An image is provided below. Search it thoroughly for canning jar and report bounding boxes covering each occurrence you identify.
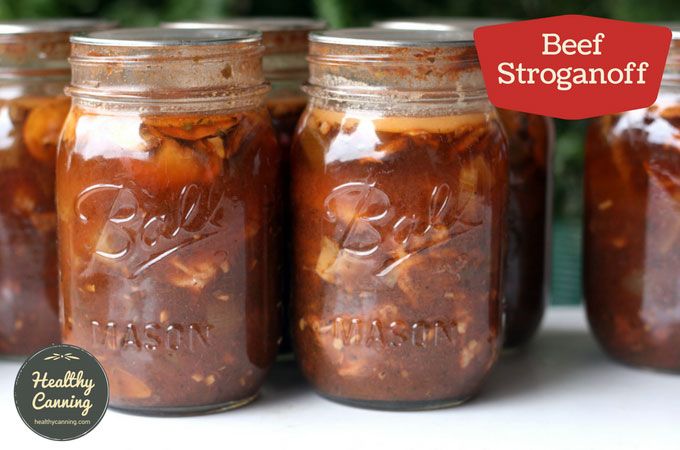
[497,108,553,347]
[291,28,508,409]
[164,17,326,357]
[0,19,114,356]
[375,17,554,348]
[584,29,680,372]
[57,28,282,413]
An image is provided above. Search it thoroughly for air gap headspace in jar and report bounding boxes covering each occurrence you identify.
[291,28,508,410]
[375,18,555,349]
[584,26,680,372]
[0,19,115,357]
[57,28,282,414]
[163,17,326,358]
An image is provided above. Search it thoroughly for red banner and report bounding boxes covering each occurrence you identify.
[474,15,672,120]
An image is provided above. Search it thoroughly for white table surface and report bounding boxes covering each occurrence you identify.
[2,306,678,449]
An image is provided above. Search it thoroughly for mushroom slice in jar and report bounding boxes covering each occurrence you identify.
[166,249,231,292]
[143,114,240,141]
[315,237,386,292]
[127,124,223,191]
[22,98,70,165]
[645,160,680,206]
[659,105,680,126]
[108,367,153,400]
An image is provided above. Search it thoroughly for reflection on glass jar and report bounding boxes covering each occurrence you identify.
[584,29,680,372]
[57,28,282,414]
[373,17,554,348]
[163,17,326,357]
[0,19,114,357]
[291,28,508,410]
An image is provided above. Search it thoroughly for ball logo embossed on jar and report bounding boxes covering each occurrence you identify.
[74,182,228,278]
[321,181,482,284]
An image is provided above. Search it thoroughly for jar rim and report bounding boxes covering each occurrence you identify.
[163,17,327,32]
[71,27,261,47]
[0,18,116,35]
[309,27,474,48]
[372,17,512,31]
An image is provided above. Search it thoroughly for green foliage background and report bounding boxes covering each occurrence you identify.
[1,0,678,303]
[1,0,679,27]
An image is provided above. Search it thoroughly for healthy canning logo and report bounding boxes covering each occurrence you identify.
[14,344,109,441]
[474,15,672,119]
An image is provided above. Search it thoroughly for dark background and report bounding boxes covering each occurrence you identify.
[2,0,679,304]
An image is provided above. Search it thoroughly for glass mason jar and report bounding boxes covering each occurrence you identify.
[374,17,555,348]
[57,28,282,414]
[497,108,553,348]
[291,28,509,410]
[584,29,680,372]
[0,19,114,357]
[163,17,326,357]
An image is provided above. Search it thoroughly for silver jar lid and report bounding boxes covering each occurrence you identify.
[373,17,511,31]
[70,27,261,47]
[309,27,474,47]
[163,17,327,32]
[0,18,116,35]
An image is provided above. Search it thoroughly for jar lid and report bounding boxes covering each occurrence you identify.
[372,17,511,32]
[309,27,474,48]
[164,17,326,32]
[0,18,116,36]
[71,27,261,47]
